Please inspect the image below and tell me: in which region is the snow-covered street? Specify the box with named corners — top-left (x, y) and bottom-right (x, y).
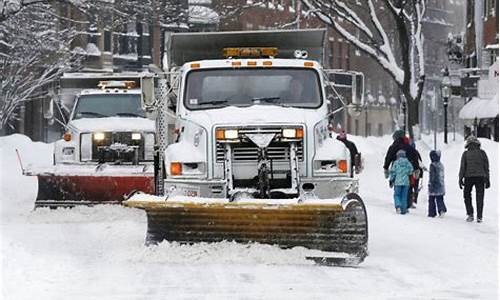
top-left (1, 134), bottom-right (498, 299)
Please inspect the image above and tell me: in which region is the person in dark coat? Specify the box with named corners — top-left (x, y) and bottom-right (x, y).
top-left (459, 136), bottom-right (490, 223)
top-left (383, 130), bottom-right (422, 208)
top-left (336, 130), bottom-right (359, 177)
top-left (403, 136), bottom-right (423, 208)
top-left (428, 150), bottom-right (447, 217)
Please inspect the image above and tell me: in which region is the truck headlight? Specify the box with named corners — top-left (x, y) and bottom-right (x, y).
top-left (313, 159), bottom-right (348, 174)
top-left (131, 132), bottom-right (142, 140)
top-left (216, 129), bottom-right (239, 140)
top-left (282, 128), bottom-right (304, 139)
top-left (94, 132), bottom-right (105, 141)
top-left (169, 162), bottom-right (206, 177)
top-left (170, 162), bottom-right (182, 176)
top-left (337, 160), bottom-right (348, 173)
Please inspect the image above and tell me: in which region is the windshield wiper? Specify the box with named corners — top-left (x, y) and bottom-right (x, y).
top-left (199, 99), bottom-right (229, 106)
top-left (115, 112), bottom-right (144, 117)
top-left (77, 111), bottom-right (108, 118)
top-left (251, 97), bottom-right (291, 107)
top-left (251, 96), bottom-right (281, 103)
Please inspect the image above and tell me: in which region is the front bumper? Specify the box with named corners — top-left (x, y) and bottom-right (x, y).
top-left (164, 176), bottom-right (358, 199)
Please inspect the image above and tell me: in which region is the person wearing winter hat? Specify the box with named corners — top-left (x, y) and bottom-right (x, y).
top-left (336, 130), bottom-right (359, 177)
top-left (389, 149), bottom-right (414, 214)
top-left (428, 150), bottom-right (447, 217)
top-left (383, 130), bottom-right (422, 187)
top-left (459, 136), bottom-right (490, 223)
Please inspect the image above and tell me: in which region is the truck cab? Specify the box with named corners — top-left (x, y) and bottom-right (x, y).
top-left (162, 47), bottom-right (359, 201)
top-left (57, 81), bottom-right (155, 165)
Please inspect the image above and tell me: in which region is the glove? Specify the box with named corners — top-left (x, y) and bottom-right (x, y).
top-left (459, 178), bottom-right (464, 190)
top-left (389, 180), bottom-right (394, 188)
top-left (485, 178), bottom-right (490, 189)
top-left (384, 168), bottom-right (389, 179)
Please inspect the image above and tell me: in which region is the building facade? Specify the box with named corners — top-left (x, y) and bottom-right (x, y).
top-left (459, 0), bottom-right (499, 141)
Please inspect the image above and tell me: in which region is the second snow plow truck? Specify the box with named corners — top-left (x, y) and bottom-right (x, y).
top-left (124, 29), bottom-right (368, 265)
top-left (25, 74), bottom-right (157, 208)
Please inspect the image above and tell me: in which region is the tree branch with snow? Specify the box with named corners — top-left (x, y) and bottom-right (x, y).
top-left (0, 2), bottom-right (82, 129)
top-left (302, 0), bottom-right (427, 137)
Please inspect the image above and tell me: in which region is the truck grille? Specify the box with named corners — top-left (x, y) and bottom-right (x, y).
top-left (215, 126), bottom-right (304, 163)
top-left (91, 132), bottom-right (145, 162)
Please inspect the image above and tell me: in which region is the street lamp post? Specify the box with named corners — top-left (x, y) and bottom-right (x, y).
top-left (401, 95), bottom-right (407, 135)
top-left (441, 67), bottom-right (451, 144)
top-left (431, 87), bottom-right (437, 150)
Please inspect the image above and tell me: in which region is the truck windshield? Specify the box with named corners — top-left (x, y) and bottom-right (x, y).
top-left (184, 68), bottom-right (322, 110)
top-left (72, 94), bottom-right (145, 119)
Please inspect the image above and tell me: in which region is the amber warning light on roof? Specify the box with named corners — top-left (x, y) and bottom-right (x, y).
top-left (223, 47), bottom-right (278, 58)
top-left (98, 80), bottom-right (137, 89)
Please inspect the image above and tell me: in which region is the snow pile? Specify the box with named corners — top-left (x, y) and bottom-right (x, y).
top-left (0, 134), bottom-right (52, 216)
top-left (0, 133), bottom-right (498, 299)
top-left (189, 5), bottom-right (219, 25)
top-left (459, 94), bottom-right (499, 119)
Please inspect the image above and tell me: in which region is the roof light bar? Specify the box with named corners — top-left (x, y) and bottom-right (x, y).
top-left (98, 80), bottom-right (137, 89)
top-left (223, 47), bottom-right (278, 58)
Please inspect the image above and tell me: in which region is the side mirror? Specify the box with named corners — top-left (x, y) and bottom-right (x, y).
top-left (43, 98), bottom-right (54, 120)
top-left (347, 73), bottom-right (364, 117)
top-left (141, 76), bottom-right (155, 108)
top-left (352, 73), bottom-right (365, 107)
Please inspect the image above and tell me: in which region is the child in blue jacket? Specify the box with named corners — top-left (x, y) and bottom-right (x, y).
top-left (390, 150), bottom-right (414, 214)
top-left (428, 150), bottom-right (447, 217)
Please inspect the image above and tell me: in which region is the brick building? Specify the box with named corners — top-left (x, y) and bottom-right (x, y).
top-left (459, 0), bottom-right (498, 141)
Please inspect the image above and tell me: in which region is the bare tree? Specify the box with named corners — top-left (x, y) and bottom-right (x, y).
top-left (302, 0), bottom-right (426, 137)
top-left (0, 0), bottom-right (188, 130)
top-left (0, 2), bottom-right (81, 130)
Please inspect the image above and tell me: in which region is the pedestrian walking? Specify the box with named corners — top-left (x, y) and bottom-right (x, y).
top-left (402, 136), bottom-right (423, 208)
top-left (428, 150), bottom-right (447, 217)
top-left (383, 130), bottom-right (422, 209)
top-left (459, 136), bottom-right (490, 223)
top-left (336, 130), bottom-right (360, 177)
top-left (389, 150), bottom-right (414, 215)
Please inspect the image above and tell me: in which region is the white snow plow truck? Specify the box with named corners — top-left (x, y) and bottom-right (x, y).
top-left (124, 29), bottom-right (368, 265)
top-left (26, 75), bottom-right (156, 208)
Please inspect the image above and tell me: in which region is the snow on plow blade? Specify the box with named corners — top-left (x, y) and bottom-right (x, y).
top-left (124, 194), bottom-right (368, 265)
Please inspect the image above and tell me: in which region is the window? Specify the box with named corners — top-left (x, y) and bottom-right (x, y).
top-left (184, 68), bottom-right (323, 110)
top-left (337, 42), bottom-right (343, 68)
top-left (104, 30), bottom-right (111, 52)
top-left (378, 123), bottom-right (383, 136)
top-left (490, 0), bottom-right (497, 16)
top-left (355, 119), bottom-right (359, 136)
top-left (366, 123), bottom-right (371, 136)
top-left (73, 94), bottom-right (145, 119)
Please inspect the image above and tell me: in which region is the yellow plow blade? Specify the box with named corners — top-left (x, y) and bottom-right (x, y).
top-left (124, 195), bottom-right (368, 263)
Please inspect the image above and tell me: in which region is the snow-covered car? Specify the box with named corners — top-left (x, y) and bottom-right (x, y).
top-left (26, 80), bottom-right (156, 207)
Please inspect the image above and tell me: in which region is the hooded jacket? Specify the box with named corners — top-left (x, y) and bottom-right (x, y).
top-left (428, 150), bottom-right (445, 196)
top-left (389, 151), bottom-right (414, 186)
top-left (459, 143), bottom-right (489, 180)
